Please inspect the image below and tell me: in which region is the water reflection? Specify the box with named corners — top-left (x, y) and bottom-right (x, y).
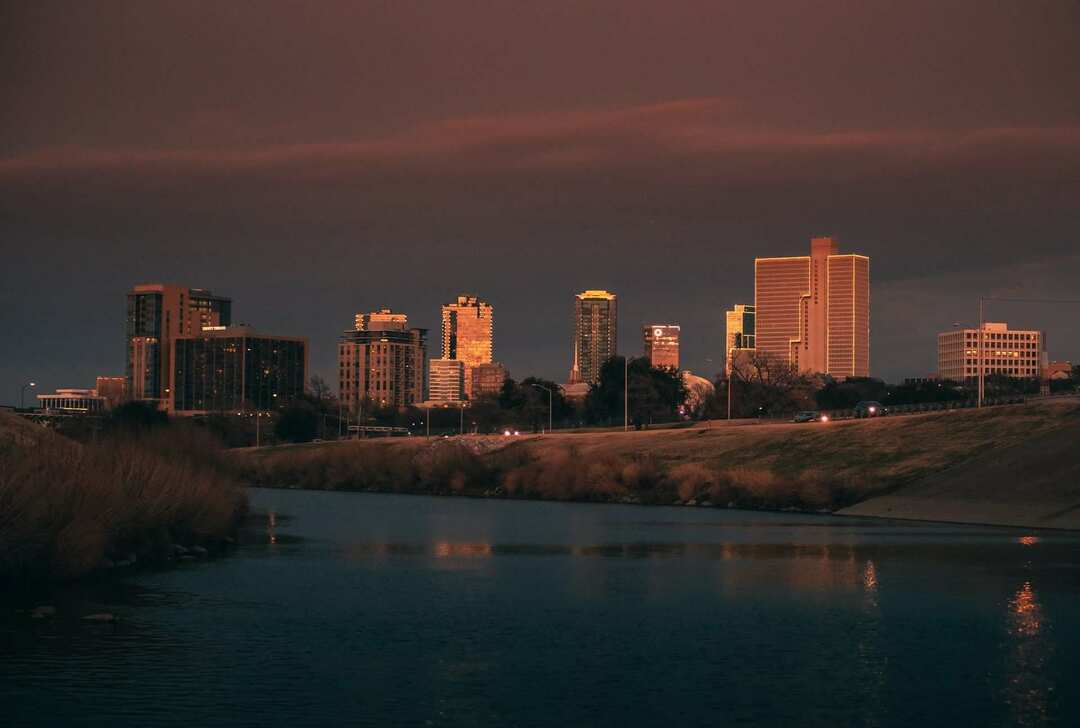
top-left (1017, 535), bottom-right (1040, 547)
top-left (267, 511), bottom-right (277, 545)
top-left (1006, 580), bottom-right (1053, 727)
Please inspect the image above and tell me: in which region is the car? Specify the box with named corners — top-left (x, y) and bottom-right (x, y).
top-left (792, 411), bottom-right (823, 423)
top-left (854, 401), bottom-right (886, 418)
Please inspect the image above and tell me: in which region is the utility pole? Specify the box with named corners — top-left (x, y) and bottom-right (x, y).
top-left (531, 383), bottom-right (552, 433)
top-left (727, 348), bottom-right (734, 420)
top-left (20, 381), bottom-right (36, 409)
top-left (623, 356), bottom-right (629, 432)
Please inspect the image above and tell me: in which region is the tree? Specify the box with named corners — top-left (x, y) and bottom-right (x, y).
top-left (109, 400), bottom-right (169, 433)
top-left (585, 357), bottom-right (688, 427)
top-left (274, 399), bottom-right (319, 443)
top-left (726, 352), bottom-right (815, 417)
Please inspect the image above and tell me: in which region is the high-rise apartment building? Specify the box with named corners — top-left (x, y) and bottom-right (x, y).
top-left (643, 325), bottom-right (680, 369)
top-left (938, 323), bottom-right (1047, 381)
top-left (441, 295), bottom-right (493, 398)
top-left (428, 359), bottom-right (465, 403)
top-left (470, 362), bottom-right (509, 399)
top-left (172, 326), bottom-right (308, 414)
top-left (754, 237), bottom-right (869, 378)
top-left (569, 290), bottom-right (618, 385)
top-left (339, 310), bottom-right (427, 409)
top-left (126, 284), bottom-right (232, 405)
top-left (724, 304), bottom-right (756, 373)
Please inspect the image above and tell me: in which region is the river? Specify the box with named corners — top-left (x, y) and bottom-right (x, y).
top-left (4, 488), bottom-right (1079, 727)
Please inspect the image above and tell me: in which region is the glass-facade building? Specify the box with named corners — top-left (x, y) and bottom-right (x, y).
top-left (172, 327), bottom-right (307, 413)
top-left (570, 290), bottom-right (618, 385)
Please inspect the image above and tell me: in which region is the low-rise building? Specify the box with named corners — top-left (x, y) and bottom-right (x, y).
top-left (1044, 361), bottom-right (1074, 380)
top-left (38, 388), bottom-right (107, 414)
top-left (938, 322), bottom-right (1047, 381)
top-left (429, 359), bottom-right (465, 403)
top-left (470, 362), bottom-right (509, 399)
top-left (171, 325), bottom-right (308, 414)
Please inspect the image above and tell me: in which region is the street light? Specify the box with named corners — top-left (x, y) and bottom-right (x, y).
top-left (20, 381), bottom-right (36, 409)
top-left (623, 356), bottom-right (629, 432)
top-left (531, 383), bottom-right (552, 433)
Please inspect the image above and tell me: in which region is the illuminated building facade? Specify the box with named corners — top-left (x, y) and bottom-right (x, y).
top-left (470, 362), bottom-right (509, 399)
top-left (570, 290), bottom-right (618, 385)
top-left (339, 310), bottom-right (427, 409)
top-left (356, 309), bottom-right (408, 332)
top-left (441, 295), bottom-right (494, 399)
top-left (754, 237), bottom-right (869, 378)
top-left (938, 323), bottom-right (1047, 381)
top-left (171, 326), bottom-right (308, 414)
top-left (37, 388), bottom-right (107, 414)
top-left (126, 284), bottom-right (232, 405)
top-left (94, 376), bottom-right (128, 408)
top-left (643, 324), bottom-right (680, 369)
top-left (429, 359), bottom-right (465, 403)
top-left (724, 304), bottom-right (756, 374)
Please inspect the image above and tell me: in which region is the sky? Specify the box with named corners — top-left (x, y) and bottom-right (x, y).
top-left (2, 1), bottom-right (1080, 403)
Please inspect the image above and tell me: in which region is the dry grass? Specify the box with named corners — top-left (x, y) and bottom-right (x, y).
top-left (233, 399), bottom-right (1080, 513)
top-left (0, 417), bottom-right (246, 582)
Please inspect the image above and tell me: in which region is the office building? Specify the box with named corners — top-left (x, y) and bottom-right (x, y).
top-left (569, 290), bottom-right (618, 385)
top-left (340, 310), bottom-right (427, 409)
top-left (754, 237), bottom-right (869, 378)
top-left (725, 304), bottom-right (756, 374)
top-left (37, 388), bottom-right (107, 414)
top-left (643, 324), bottom-right (680, 369)
top-left (94, 376), bottom-right (128, 408)
top-left (1044, 361), bottom-right (1073, 380)
top-left (470, 362), bottom-right (509, 399)
top-left (441, 295), bottom-right (493, 398)
top-left (429, 359), bottom-right (465, 403)
top-left (126, 284), bottom-right (232, 405)
top-left (938, 323), bottom-right (1047, 381)
top-left (171, 326), bottom-right (308, 414)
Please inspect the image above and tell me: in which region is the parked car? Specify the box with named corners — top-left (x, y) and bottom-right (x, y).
top-left (792, 410), bottom-right (824, 423)
top-left (854, 401), bottom-right (886, 418)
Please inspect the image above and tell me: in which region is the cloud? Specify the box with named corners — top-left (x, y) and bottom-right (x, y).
top-left (3, 98), bottom-right (1079, 184)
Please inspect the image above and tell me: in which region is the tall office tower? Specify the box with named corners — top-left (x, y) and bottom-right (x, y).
top-left (441, 295), bottom-right (493, 398)
top-left (643, 324), bottom-right (680, 369)
top-left (938, 322), bottom-right (1046, 381)
top-left (356, 309), bottom-right (409, 332)
top-left (126, 284), bottom-right (232, 404)
top-left (724, 304), bottom-right (756, 374)
top-left (339, 311), bottom-right (427, 410)
top-left (428, 359), bottom-right (465, 403)
top-left (754, 237), bottom-right (869, 378)
top-left (569, 290), bottom-right (618, 385)
top-left (172, 326), bottom-right (308, 413)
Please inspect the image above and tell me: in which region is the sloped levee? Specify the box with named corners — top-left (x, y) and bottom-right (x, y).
top-left (838, 419), bottom-right (1080, 529)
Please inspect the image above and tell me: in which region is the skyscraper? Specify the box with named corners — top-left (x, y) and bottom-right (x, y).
top-left (126, 284), bottom-right (232, 404)
top-left (724, 304), bottom-right (756, 374)
top-left (643, 324), bottom-right (680, 369)
top-left (428, 359), bottom-right (465, 403)
top-left (441, 295), bottom-right (493, 398)
top-left (754, 237), bottom-right (869, 378)
top-left (570, 290), bottom-right (618, 385)
top-left (339, 309), bottom-right (426, 409)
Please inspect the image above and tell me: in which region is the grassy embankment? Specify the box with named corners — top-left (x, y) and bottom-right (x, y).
top-left (237, 399), bottom-right (1080, 518)
top-left (0, 412), bottom-right (247, 583)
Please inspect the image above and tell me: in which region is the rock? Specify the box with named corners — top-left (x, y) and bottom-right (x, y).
top-left (82, 613), bottom-right (117, 623)
top-left (171, 544), bottom-right (188, 557)
top-left (189, 545), bottom-right (209, 558)
top-left (686, 499), bottom-right (698, 506)
top-left (31, 605), bottom-right (56, 619)
top-left (98, 557), bottom-right (116, 569)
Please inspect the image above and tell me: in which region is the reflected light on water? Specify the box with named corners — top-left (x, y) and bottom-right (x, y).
top-left (1010, 581), bottom-right (1042, 637)
top-left (1006, 580), bottom-right (1052, 727)
top-left (433, 542), bottom-right (492, 558)
top-left (1018, 535), bottom-right (1040, 547)
top-left (267, 511), bottom-right (277, 545)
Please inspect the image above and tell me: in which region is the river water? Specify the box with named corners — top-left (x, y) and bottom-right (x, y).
top-left (4, 488), bottom-right (1080, 727)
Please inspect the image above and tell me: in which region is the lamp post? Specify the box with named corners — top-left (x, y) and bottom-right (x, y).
top-left (531, 383), bottom-right (552, 433)
top-left (727, 348), bottom-right (734, 420)
top-left (20, 381), bottom-right (36, 409)
top-left (623, 356), bottom-right (629, 432)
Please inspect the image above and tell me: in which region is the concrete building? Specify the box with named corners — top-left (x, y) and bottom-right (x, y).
top-left (429, 359), bottom-right (465, 403)
top-left (94, 376), bottom-right (128, 408)
top-left (171, 325), bottom-right (308, 414)
top-left (724, 304), bottom-right (756, 374)
top-left (1044, 361), bottom-right (1074, 380)
top-left (441, 295), bottom-right (493, 398)
top-left (126, 284), bottom-right (232, 406)
top-left (754, 237), bottom-right (869, 378)
top-left (643, 324), bottom-right (680, 369)
top-left (340, 310), bottom-right (427, 410)
top-left (470, 362), bottom-right (509, 399)
top-left (37, 388), bottom-right (107, 414)
top-left (938, 323), bottom-right (1047, 381)
top-left (569, 290), bottom-right (618, 385)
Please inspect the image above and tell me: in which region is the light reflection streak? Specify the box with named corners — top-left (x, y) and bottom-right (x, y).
top-left (1005, 580), bottom-right (1052, 727)
top-left (267, 511), bottom-right (277, 545)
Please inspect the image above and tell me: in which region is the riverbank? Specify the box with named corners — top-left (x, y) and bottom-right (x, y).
top-left (236, 398), bottom-right (1080, 528)
top-left (0, 412), bottom-right (247, 583)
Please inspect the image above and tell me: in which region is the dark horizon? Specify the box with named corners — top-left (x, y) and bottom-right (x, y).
top-left (3, 1), bottom-right (1080, 401)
